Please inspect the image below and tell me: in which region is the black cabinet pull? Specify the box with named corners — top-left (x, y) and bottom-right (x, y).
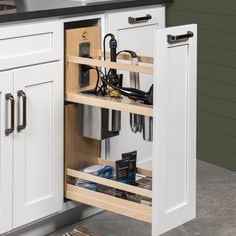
top-left (5, 93), bottom-right (15, 136)
top-left (128, 14), bottom-right (152, 24)
top-left (17, 90), bottom-right (27, 132)
top-left (167, 31), bottom-right (194, 44)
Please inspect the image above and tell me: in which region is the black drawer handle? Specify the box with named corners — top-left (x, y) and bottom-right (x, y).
top-left (17, 90), bottom-right (27, 132)
top-left (5, 93), bottom-right (15, 136)
top-left (167, 31), bottom-right (194, 44)
top-left (128, 14), bottom-right (152, 24)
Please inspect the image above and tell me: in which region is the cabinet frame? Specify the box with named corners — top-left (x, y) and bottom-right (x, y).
top-left (0, 71), bottom-right (14, 234)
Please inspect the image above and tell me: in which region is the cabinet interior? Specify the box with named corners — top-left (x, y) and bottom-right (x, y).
top-left (64, 19), bottom-right (154, 223)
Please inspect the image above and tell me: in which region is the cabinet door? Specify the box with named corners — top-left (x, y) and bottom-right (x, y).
top-left (0, 71), bottom-right (13, 234)
top-left (13, 62), bottom-right (64, 228)
top-left (152, 25), bottom-right (197, 235)
top-left (105, 7), bottom-right (165, 169)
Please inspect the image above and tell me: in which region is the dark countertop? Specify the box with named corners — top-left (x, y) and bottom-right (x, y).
top-left (0, 0), bottom-right (172, 24)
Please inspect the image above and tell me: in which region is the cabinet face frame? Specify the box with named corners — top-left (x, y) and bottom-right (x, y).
top-left (0, 71), bottom-right (14, 234)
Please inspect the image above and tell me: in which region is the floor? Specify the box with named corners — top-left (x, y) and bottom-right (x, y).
top-left (49, 160), bottom-right (236, 236)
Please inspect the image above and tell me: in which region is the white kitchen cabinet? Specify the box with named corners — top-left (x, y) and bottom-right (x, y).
top-left (0, 20), bottom-right (64, 233)
top-left (64, 18), bottom-right (197, 236)
top-left (104, 7), bottom-right (166, 169)
top-left (0, 7), bottom-right (196, 235)
top-left (13, 62), bottom-right (64, 228)
top-left (0, 71), bottom-right (14, 234)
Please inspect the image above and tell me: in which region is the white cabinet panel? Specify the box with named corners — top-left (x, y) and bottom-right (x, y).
top-left (0, 21), bottom-right (63, 71)
top-left (152, 25), bottom-right (197, 235)
top-left (0, 71), bottom-right (13, 234)
top-left (106, 7), bottom-right (165, 31)
top-left (20, 82), bottom-right (53, 204)
top-left (13, 62), bottom-right (64, 228)
top-left (105, 7), bottom-right (165, 169)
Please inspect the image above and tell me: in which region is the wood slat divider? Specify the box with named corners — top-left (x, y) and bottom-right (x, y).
top-left (67, 55), bottom-right (154, 75)
top-left (66, 168), bottom-right (152, 199)
top-left (98, 50), bottom-right (154, 64)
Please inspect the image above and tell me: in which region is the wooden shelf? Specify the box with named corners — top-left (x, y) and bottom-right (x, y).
top-left (98, 50), bottom-right (154, 64)
top-left (67, 55), bottom-right (154, 75)
top-left (65, 92), bottom-right (153, 117)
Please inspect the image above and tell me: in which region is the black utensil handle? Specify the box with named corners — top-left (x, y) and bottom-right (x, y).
top-left (128, 14), bottom-right (152, 24)
top-left (17, 90), bottom-right (27, 132)
top-left (167, 31), bottom-right (194, 44)
top-left (5, 93), bottom-right (15, 136)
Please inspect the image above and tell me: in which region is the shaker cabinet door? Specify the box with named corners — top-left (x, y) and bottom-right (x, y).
top-left (0, 71), bottom-right (13, 234)
top-left (152, 24), bottom-right (197, 235)
top-left (12, 62), bottom-right (64, 228)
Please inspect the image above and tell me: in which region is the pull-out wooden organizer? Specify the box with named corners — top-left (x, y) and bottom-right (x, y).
top-left (64, 24), bottom-right (197, 235)
top-left (65, 26), bottom-right (154, 223)
top-left (65, 49), bottom-right (154, 221)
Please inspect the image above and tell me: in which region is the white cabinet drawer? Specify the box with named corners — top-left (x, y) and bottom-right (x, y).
top-left (106, 6), bottom-right (165, 30)
top-left (0, 21), bottom-right (63, 71)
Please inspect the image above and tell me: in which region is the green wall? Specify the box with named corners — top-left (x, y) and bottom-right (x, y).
top-left (166, 0), bottom-right (236, 171)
